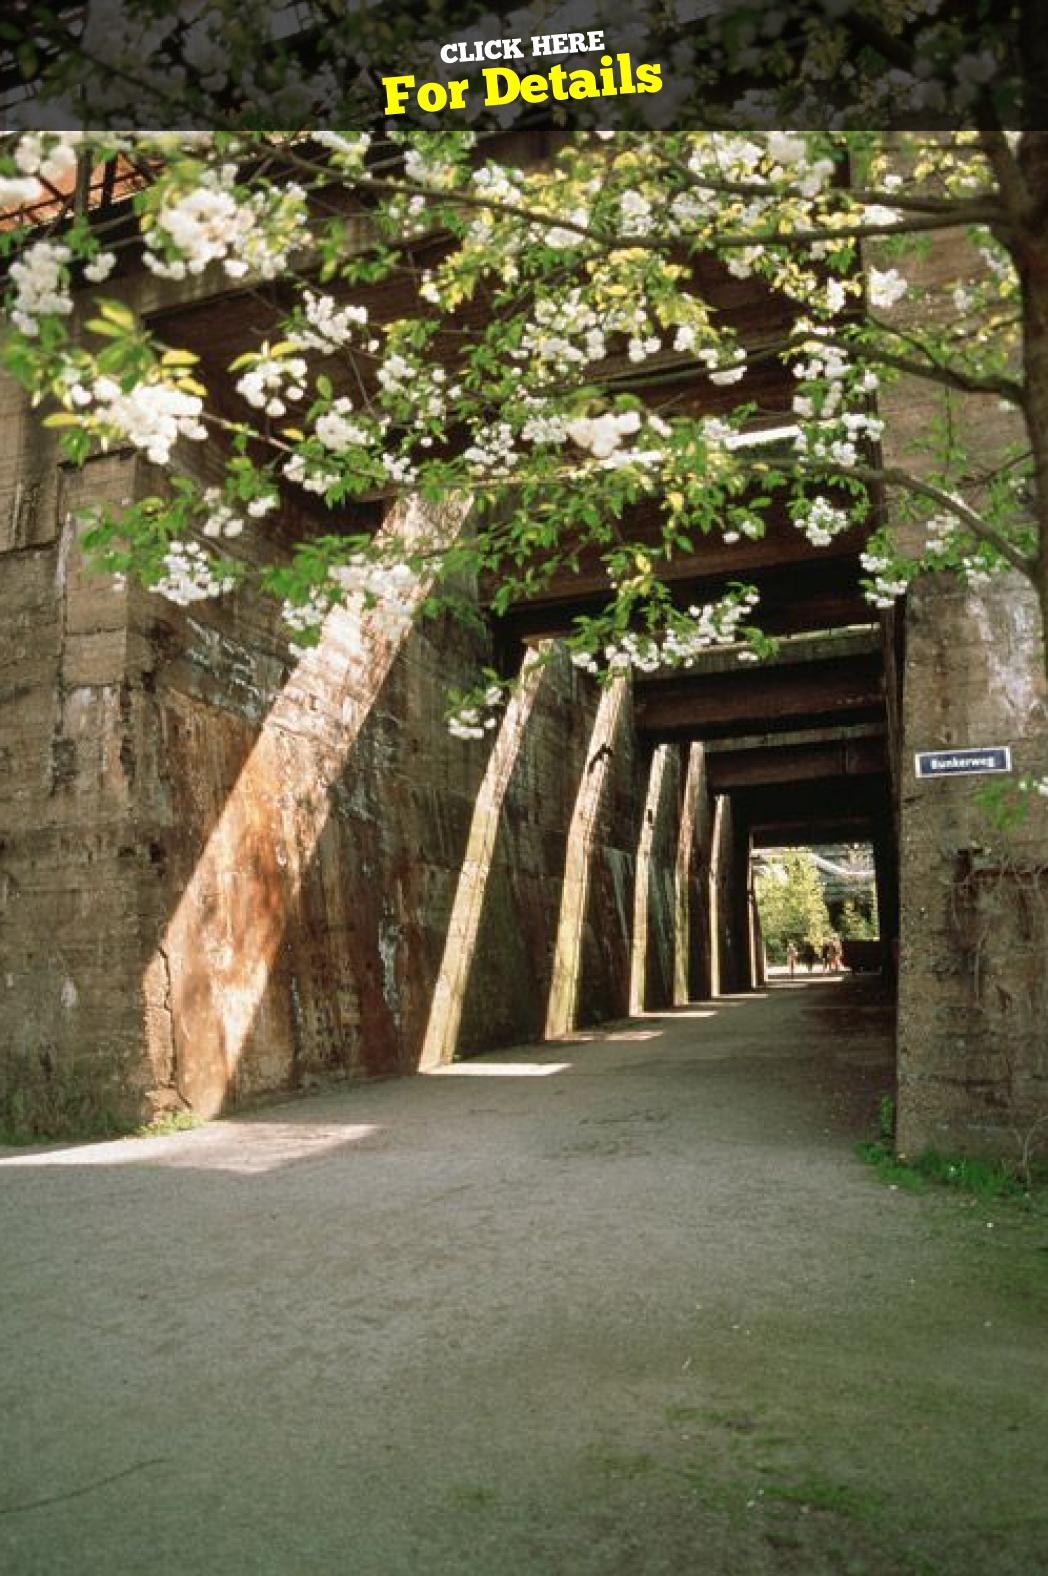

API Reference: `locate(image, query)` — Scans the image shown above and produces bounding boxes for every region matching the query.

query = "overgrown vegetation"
[3,126,1048,737]
[837,895,879,941]
[858,1096,1048,1209]
[755,848,833,963]
[0,1054,202,1147]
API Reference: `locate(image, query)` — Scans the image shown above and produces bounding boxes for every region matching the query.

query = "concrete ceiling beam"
[634,653,884,741]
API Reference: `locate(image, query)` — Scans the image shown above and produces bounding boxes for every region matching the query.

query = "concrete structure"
[896,573,1048,1157]
[2,214,1047,1161]
[0,350,894,1139]
[0,398,673,1131]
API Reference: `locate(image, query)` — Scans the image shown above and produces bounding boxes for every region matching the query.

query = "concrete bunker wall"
[1,429,153,1132]
[1,395,709,1134]
[456,654,644,1052]
[896,573,1048,1157]
[8,389,1048,1156]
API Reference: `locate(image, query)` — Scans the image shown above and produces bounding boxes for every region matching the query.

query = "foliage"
[132,1109,203,1138]
[857,1142,1048,1210]
[755,848,832,962]
[1,126,1047,738]
[0,3,1031,134]
[837,896,878,941]
[975,775,1048,835]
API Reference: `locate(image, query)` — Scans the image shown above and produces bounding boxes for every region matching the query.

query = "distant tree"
[837,894,879,941]
[755,849,832,963]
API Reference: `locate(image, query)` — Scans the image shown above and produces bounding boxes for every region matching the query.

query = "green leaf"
[16,41,38,79]
[85,318,127,339]
[96,300,136,330]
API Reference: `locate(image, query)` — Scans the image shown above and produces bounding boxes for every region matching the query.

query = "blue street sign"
[914,746,1012,779]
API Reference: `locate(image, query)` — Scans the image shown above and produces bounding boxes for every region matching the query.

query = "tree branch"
[791,456,1035,576]
[670,159,1001,221]
[843,332,1025,406]
[272,145,1002,258]
[978,129,1031,223]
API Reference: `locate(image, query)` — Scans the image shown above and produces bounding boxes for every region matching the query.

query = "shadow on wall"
[138,546,661,1123]
[144,495,475,1118]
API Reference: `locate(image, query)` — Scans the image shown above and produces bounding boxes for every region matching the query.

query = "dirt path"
[2,975,1046,1575]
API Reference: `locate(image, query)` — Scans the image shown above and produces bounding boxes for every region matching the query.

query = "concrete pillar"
[673,744,705,1005]
[896,573,1048,1157]
[748,877,767,989]
[708,794,753,995]
[871,812,900,980]
[420,648,547,1070]
[629,744,670,1015]
[545,678,628,1037]
[686,749,715,1001]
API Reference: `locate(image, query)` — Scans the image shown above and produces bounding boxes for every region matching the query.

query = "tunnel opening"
[623,618,901,1131]
[753,841,881,980]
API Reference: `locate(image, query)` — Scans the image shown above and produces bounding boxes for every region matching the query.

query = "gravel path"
[2,974,1046,1575]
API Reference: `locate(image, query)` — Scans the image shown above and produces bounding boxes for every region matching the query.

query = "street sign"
[914,746,1012,779]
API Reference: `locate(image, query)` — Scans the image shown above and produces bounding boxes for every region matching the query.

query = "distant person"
[801,940,817,973]
[832,936,844,972]
[820,940,834,972]
[786,941,798,977]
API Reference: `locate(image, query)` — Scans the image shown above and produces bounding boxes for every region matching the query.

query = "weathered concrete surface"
[0,419,656,1132]
[875,224,1048,1154]
[3,975,1046,1576]
[709,793,752,995]
[0,436,500,1130]
[638,743,684,1013]
[897,574,1048,1157]
[128,490,495,1116]
[682,744,715,1001]
[0,446,153,1135]
[456,655,640,1051]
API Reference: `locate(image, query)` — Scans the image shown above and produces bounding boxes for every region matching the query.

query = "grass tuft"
[130,1110,202,1139]
[857,1140,1048,1207]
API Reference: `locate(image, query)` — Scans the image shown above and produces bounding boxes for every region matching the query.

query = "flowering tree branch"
[1,126,1044,729]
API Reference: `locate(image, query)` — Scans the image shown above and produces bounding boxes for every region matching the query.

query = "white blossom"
[0,174,43,209]
[151,540,235,606]
[83,251,117,283]
[797,497,850,547]
[8,241,73,335]
[315,398,370,453]
[868,267,908,309]
[89,376,207,464]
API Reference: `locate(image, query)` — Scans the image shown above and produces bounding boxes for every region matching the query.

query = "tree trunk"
[1017,136,1048,678]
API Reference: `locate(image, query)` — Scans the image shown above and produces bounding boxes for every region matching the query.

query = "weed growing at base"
[857,1141,1048,1210]
[133,1110,202,1138]
[0,1107,202,1146]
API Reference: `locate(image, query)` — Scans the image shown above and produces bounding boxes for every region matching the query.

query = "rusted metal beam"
[750,817,882,846]
[703,721,886,754]
[706,735,888,791]
[482,496,868,612]
[502,557,874,643]
[635,653,884,741]
[479,494,863,611]
[734,774,891,837]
